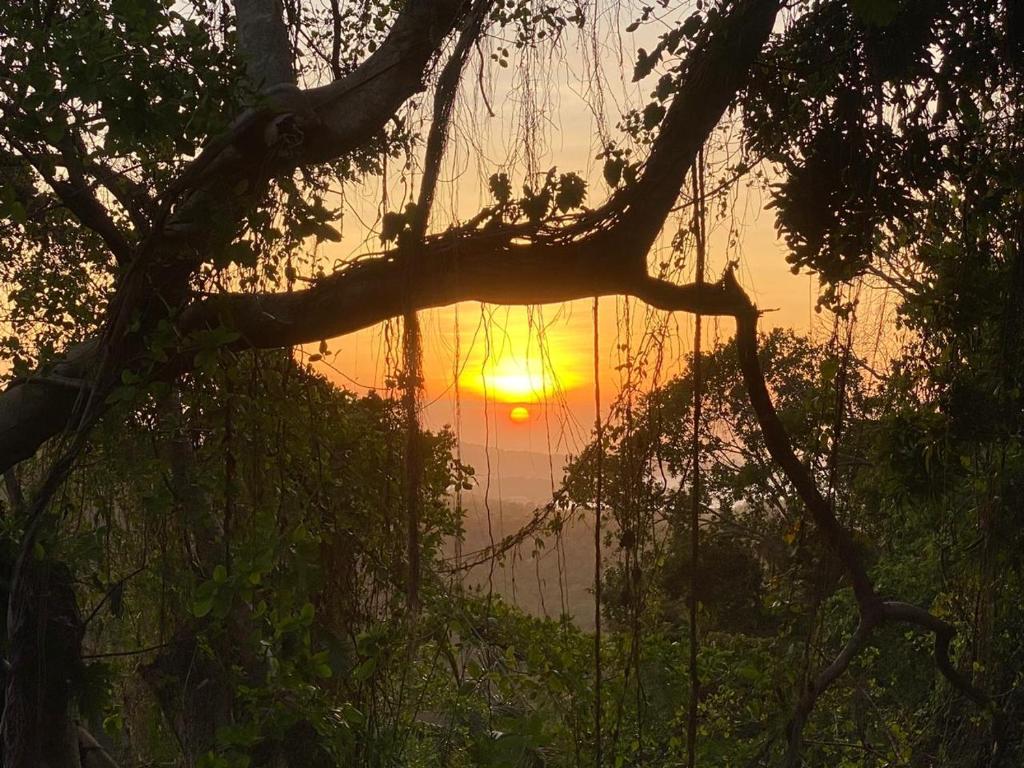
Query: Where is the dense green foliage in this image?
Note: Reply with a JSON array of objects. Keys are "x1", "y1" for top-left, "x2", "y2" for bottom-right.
[
  {"x1": 562, "y1": 326, "x2": 1023, "y2": 764},
  {"x1": 2, "y1": 0, "x2": 1023, "y2": 765},
  {"x1": 9, "y1": 324, "x2": 1019, "y2": 766}
]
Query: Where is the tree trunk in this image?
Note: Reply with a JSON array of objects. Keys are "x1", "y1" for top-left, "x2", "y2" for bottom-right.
[
  {"x1": 140, "y1": 632, "x2": 234, "y2": 768},
  {"x1": 2, "y1": 559, "x2": 84, "y2": 768}
]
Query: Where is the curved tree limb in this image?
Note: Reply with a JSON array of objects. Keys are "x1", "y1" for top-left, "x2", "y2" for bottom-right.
[
  {"x1": 0, "y1": 339, "x2": 99, "y2": 474},
  {"x1": 0, "y1": 246, "x2": 752, "y2": 476},
  {"x1": 0, "y1": 0, "x2": 783, "y2": 476},
  {"x1": 731, "y1": 297, "x2": 990, "y2": 760},
  {"x1": 784, "y1": 618, "x2": 877, "y2": 767},
  {"x1": 880, "y1": 600, "x2": 990, "y2": 707},
  {"x1": 733, "y1": 308, "x2": 877, "y2": 605}
]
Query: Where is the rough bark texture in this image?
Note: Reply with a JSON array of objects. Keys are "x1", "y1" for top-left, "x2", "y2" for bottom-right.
[
  {"x1": 77, "y1": 727, "x2": 120, "y2": 768},
  {"x1": 2, "y1": 560, "x2": 84, "y2": 768},
  {"x1": 0, "y1": 339, "x2": 97, "y2": 473},
  {"x1": 234, "y1": 0, "x2": 295, "y2": 89}
]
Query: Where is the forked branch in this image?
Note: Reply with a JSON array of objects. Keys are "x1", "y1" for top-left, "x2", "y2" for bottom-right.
[{"x1": 730, "y1": 286, "x2": 990, "y2": 761}]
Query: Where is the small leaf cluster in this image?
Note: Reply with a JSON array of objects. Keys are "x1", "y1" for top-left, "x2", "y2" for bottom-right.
[{"x1": 483, "y1": 168, "x2": 588, "y2": 226}]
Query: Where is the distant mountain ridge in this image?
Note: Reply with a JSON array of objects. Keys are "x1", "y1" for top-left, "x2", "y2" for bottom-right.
[
  {"x1": 450, "y1": 443, "x2": 598, "y2": 628},
  {"x1": 456, "y1": 442, "x2": 569, "y2": 506}
]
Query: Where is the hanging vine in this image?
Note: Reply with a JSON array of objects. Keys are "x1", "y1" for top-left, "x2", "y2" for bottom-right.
[
  {"x1": 400, "y1": 0, "x2": 492, "y2": 608},
  {"x1": 592, "y1": 296, "x2": 604, "y2": 768},
  {"x1": 686, "y1": 148, "x2": 707, "y2": 768}
]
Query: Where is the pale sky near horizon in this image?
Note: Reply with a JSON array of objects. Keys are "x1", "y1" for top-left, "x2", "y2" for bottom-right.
[{"x1": 305, "y1": 4, "x2": 830, "y2": 456}]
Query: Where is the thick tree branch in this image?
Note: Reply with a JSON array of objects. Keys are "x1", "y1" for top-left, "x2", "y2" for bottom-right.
[
  {"x1": 185, "y1": 241, "x2": 751, "y2": 350},
  {"x1": 880, "y1": 600, "x2": 990, "y2": 706},
  {"x1": 135, "y1": 0, "x2": 467, "y2": 258},
  {"x1": 9, "y1": 140, "x2": 135, "y2": 265},
  {"x1": 732, "y1": 305, "x2": 989, "y2": 759},
  {"x1": 734, "y1": 309, "x2": 877, "y2": 605},
  {"x1": 785, "y1": 618, "x2": 877, "y2": 767},
  {"x1": 0, "y1": 0, "x2": 781, "y2": 475},
  {"x1": 234, "y1": 0, "x2": 295, "y2": 89},
  {"x1": 85, "y1": 157, "x2": 153, "y2": 233},
  {"x1": 0, "y1": 339, "x2": 97, "y2": 473},
  {"x1": 0, "y1": 247, "x2": 749, "y2": 475},
  {"x1": 613, "y1": 0, "x2": 780, "y2": 252},
  {"x1": 63, "y1": 130, "x2": 152, "y2": 240},
  {"x1": 553, "y1": 0, "x2": 780, "y2": 264},
  {"x1": 297, "y1": 0, "x2": 465, "y2": 164},
  {"x1": 48, "y1": 176, "x2": 134, "y2": 264}
]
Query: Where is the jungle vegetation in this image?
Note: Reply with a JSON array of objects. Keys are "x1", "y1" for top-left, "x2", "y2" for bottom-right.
[{"x1": 0, "y1": 0, "x2": 1022, "y2": 766}]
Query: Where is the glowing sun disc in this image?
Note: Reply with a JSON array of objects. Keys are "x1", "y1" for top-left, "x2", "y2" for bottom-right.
[
  {"x1": 509, "y1": 406, "x2": 530, "y2": 423},
  {"x1": 460, "y1": 358, "x2": 581, "y2": 402}
]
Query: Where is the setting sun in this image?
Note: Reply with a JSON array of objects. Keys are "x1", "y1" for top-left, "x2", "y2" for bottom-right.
[
  {"x1": 460, "y1": 357, "x2": 581, "y2": 402},
  {"x1": 456, "y1": 314, "x2": 585, "y2": 404},
  {"x1": 509, "y1": 405, "x2": 530, "y2": 423}
]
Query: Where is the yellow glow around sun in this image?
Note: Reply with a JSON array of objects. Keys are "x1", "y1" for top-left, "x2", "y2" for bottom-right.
[
  {"x1": 457, "y1": 314, "x2": 584, "y2": 403},
  {"x1": 462, "y1": 356, "x2": 580, "y2": 402}
]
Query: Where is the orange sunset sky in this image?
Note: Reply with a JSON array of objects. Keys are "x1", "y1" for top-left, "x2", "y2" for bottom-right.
[{"x1": 300, "y1": 6, "x2": 893, "y2": 456}]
